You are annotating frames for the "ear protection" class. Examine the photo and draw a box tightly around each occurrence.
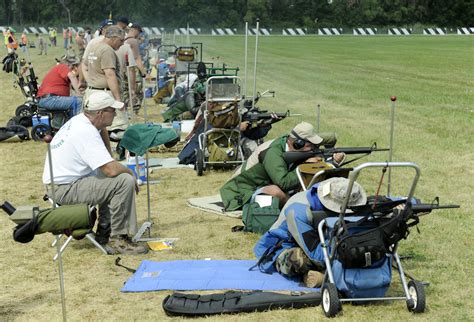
[291,130,308,150]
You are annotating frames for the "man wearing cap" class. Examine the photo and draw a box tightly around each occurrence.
[82,25,123,100]
[125,23,148,78]
[42,91,147,255]
[254,177,367,287]
[220,122,344,211]
[37,56,83,117]
[152,58,174,104]
[75,30,86,59]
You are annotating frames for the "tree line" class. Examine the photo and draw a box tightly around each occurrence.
[1,0,473,28]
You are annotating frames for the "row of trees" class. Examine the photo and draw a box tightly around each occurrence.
[1,0,473,27]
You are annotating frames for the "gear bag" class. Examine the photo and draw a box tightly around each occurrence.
[241,196,280,234]
[12,204,93,243]
[162,291,321,316]
[208,102,239,128]
[207,131,239,162]
[0,125,30,142]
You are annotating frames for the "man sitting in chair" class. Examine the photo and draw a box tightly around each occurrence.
[254,177,367,288]
[37,56,83,118]
[42,91,148,255]
[220,122,345,211]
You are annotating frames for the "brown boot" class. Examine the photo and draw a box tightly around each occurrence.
[303,270,324,288]
[107,235,148,255]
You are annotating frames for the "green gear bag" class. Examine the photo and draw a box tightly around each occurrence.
[36,204,93,235]
[242,197,280,234]
[207,131,239,162]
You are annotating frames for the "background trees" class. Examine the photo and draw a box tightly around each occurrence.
[1,0,472,27]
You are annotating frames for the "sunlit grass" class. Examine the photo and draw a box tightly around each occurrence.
[0,35,472,320]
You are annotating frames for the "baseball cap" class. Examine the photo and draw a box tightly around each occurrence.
[84,91,124,111]
[317,177,367,213]
[291,122,323,145]
[128,22,142,32]
[99,19,114,29]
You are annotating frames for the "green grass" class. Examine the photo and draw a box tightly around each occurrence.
[0,35,473,320]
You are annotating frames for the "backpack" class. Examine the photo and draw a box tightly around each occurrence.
[241,197,280,234]
[2,53,18,74]
[0,125,30,142]
[207,131,239,163]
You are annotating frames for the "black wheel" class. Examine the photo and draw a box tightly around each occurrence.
[321,283,341,318]
[407,280,426,313]
[31,124,52,141]
[15,104,33,118]
[195,148,204,176]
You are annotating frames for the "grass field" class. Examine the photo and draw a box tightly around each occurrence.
[0,35,473,321]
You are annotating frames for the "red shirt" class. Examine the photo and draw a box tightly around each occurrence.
[37,64,71,97]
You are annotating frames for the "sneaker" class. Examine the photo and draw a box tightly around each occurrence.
[107,235,149,255]
[303,270,324,288]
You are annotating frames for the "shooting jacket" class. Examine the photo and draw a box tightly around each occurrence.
[220,135,300,211]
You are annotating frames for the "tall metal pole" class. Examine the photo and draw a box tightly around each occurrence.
[387,96,396,196]
[316,104,321,132]
[243,22,248,99]
[45,134,67,322]
[251,19,260,109]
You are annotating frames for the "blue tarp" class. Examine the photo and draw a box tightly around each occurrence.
[121,260,319,293]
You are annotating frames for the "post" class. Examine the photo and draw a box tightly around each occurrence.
[316,104,321,132]
[387,96,396,196]
[243,22,248,99]
[44,134,67,322]
[251,19,260,109]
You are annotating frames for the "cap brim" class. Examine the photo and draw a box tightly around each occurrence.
[307,134,324,145]
[110,100,125,109]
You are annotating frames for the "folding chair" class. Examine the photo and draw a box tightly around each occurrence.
[43,194,110,260]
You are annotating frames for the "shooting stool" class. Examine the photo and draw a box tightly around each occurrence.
[43,195,110,260]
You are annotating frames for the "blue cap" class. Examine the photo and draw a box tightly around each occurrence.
[99,19,114,29]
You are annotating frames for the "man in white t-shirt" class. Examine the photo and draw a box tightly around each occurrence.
[42,91,148,255]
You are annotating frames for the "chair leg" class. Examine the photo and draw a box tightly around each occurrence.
[53,235,73,261]
[85,233,110,255]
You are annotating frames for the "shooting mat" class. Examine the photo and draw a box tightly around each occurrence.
[121,157,192,169]
[121,260,318,293]
[187,195,242,218]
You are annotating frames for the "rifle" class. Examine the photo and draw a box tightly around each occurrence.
[283,143,389,166]
[242,109,292,127]
[410,197,460,215]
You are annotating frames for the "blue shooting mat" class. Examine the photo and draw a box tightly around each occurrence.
[121,260,319,293]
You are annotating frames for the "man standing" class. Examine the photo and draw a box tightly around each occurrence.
[83,25,123,101]
[42,91,148,255]
[75,30,86,59]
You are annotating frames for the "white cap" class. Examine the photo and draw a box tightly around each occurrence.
[84,91,124,111]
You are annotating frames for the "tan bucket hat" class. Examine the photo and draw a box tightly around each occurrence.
[317,177,367,213]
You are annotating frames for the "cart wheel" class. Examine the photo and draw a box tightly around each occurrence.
[407,280,426,313]
[321,283,341,318]
[195,148,204,176]
[31,124,52,141]
[15,104,33,118]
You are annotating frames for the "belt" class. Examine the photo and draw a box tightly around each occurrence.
[39,93,58,99]
[88,86,110,90]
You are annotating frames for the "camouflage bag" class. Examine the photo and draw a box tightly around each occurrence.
[208,102,239,128]
[207,131,239,162]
